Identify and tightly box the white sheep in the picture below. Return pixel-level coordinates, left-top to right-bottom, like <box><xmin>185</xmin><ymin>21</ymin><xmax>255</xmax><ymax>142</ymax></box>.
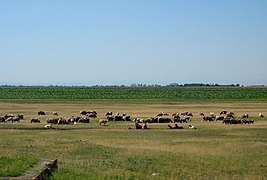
<box><xmin>45</xmin><ymin>123</ymin><xmax>53</xmax><ymax>129</ymax></box>
<box><xmin>188</xmin><ymin>124</ymin><xmax>197</xmax><ymax>129</ymax></box>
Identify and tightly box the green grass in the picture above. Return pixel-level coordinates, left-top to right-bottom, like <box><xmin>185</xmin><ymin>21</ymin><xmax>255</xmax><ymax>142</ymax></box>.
<box><xmin>0</xmin><ymin>121</ymin><xmax>266</xmax><ymax>179</ymax></box>
<box><xmin>0</xmin><ymin>86</ymin><xmax>266</xmax><ymax>101</ymax></box>
<box><xmin>0</xmin><ymin>156</ymin><xmax>38</xmax><ymax>177</ymax></box>
<box><xmin>0</xmin><ymin>99</ymin><xmax>266</xmax><ymax>179</ymax></box>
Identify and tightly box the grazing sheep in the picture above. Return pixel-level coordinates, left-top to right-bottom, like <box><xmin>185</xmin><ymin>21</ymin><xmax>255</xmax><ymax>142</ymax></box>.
<box><xmin>174</xmin><ymin>117</ymin><xmax>188</xmax><ymax>123</ymax></box>
<box><xmin>226</xmin><ymin>112</ymin><xmax>235</xmax><ymax>118</ymax></box>
<box><xmin>188</xmin><ymin>124</ymin><xmax>197</xmax><ymax>129</ymax></box>
<box><xmin>172</xmin><ymin>113</ymin><xmax>180</xmax><ymax>119</ymax></box>
<box><xmin>0</xmin><ymin>116</ymin><xmax>6</xmax><ymax>123</ymax></box>
<box><xmin>17</xmin><ymin>114</ymin><xmax>24</xmax><ymax>119</ymax></box>
<box><xmin>99</xmin><ymin>119</ymin><xmax>108</xmax><ymax>126</ymax></box>
<box><xmin>5</xmin><ymin>116</ymin><xmax>20</xmax><ymax>123</ymax></box>
<box><xmin>80</xmin><ymin>110</ymin><xmax>97</xmax><ymax>116</ymax></box>
<box><xmin>215</xmin><ymin>115</ymin><xmax>224</xmax><ymax>121</ymax></box>
<box><xmin>209</xmin><ymin>113</ymin><xmax>216</xmax><ymax>118</ymax></box>
<box><xmin>106</xmin><ymin>115</ymin><xmax>114</xmax><ymax>121</ymax></box>
<box><xmin>242</xmin><ymin>114</ymin><xmax>249</xmax><ymax>118</ymax></box>
<box><xmin>180</xmin><ymin>112</ymin><xmax>188</xmax><ymax>116</ymax></box>
<box><xmin>31</xmin><ymin>118</ymin><xmax>40</xmax><ymax>123</ymax></box>
<box><xmin>187</xmin><ymin>113</ymin><xmax>193</xmax><ymax>117</ymax></box>
<box><xmin>223</xmin><ymin>118</ymin><xmax>242</xmax><ymax>124</ymax></box>
<box><xmin>157</xmin><ymin>112</ymin><xmax>169</xmax><ymax>117</ymax></box>
<box><xmin>144</xmin><ymin>117</ymin><xmax>157</xmax><ymax>123</ymax></box>
<box><xmin>52</xmin><ymin>112</ymin><xmax>58</xmax><ymax>116</ymax></box>
<box><xmin>106</xmin><ymin>112</ymin><xmax>112</xmax><ymax>116</ymax></box>
<box><xmin>114</xmin><ymin>115</ymin><xmax>124</xmax><ymax>121</ymax></box>
<box><xmin>123</xmin><ymin>115</ymin><xmax>131</xmax><ymax>121</ymax></box>
<box><xmin>142</xmin><ymin>122</ymin><xmax>148</xmax><ymax>130</ymax></box>
<box><xmin>57</xmin><ymin>118</ymin><xmax>68</xmax><ymax>124</ymax></box>
<box><xmin>38</xmin><ymin>111</ymin><xmax>46</xmax><ymax>115</ymax></box>
<box><xmin>135</xmin><ymin>122</ymin><xmax>142</xmax><ymax>129</ymax></box>
<box><xmin>203</xmin><ymin>116</ymin><xmax>214</xmax><ymax>121</ymax></box>
<box><xmin>259</xmin><ymin>113</ymin><xmax>264</xmax><ymax>117</ymax></box>
<box><xmin>157</xmin><ymin>117</ymin><xmax>172</xmax><ymax>123</ymax></box>
<box><xmin>248</xmin><ymin>120</ymin><xmax>254</xmax><ymax>124</ymax></box>
<box><xmin>220</xmin><ymin>111</ymin><xmax>227</xmax><ymax>115</ymax></box>
<box><xmin>86</xmin><ymin>113</ymin><xmax>97</xmax><ymax>118</ymax></box>
<box><xmin>199</xmin><ymin>112</ymin><xmax>205</xmax><ymax>116</ymax></box>
<box><xmin>46</xmin><ymin>118</ymin><xmax>59</xmax><ymax>124</ymax></box>
<box><xmin>78</xmin><ymin>117</ymin><xmax>90</xmax><ymax>123</ymax></box>
<box><xmin>4</xmin><ymin>114</ymin><xmax>14</xmax><ymax>119</ymax></box>
<box><xmin>241</xmin><ymin>119</ymin><xmax>254</xmax><ymax>124</ymax></box>
<box><xmin>168</xmin><ymin>123</ymin><xmax>184</xmax><ymax>129</ymax></box>
<box><xmin>45</xmin><ymin>123</ymin><xmax>53</xmax><ymax>129</ymax></box>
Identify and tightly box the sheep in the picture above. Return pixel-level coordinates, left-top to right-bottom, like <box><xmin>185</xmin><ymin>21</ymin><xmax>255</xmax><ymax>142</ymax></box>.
<box><xmin>78</xmin><ymin>117</ymin><xmax>90</xmax><ymax>123</ymax></box>
<box><xmin>187</xmin><ymin>113</ymin><xmax>193</xmax><ymax>117</ymax></box>
<box><xmin>172</xmin><ymin>113</ymin><xmax>180</xmax><ymax>119</ymax></box>
<box><xmin>215</xmin><ymin>115</ymin><xmax>224</xmax><ymax>121</ymax></box>
<box><xmin>31</xmin><ymin>118</ymin><xmax>40</xmax><ymax>123</ymax></box>
<box><xmin>188</xmin><ymin>124</ymin><xmax>197</xmax><ymax>129</ymax></box>
<box><xmin>220</xmin><ymin>111</ymin><xmax>227</xmax><ymax>115</ymax></box>
<box><xmin>45</xmin><ymin>123</ymin><xmax>53</xmax><ymax>129</ymax></box>
<box><xmin>123</xmin><ymin>115</ymin><xmax>131</xmax><ymax>121</ymax></box>
<box><xmin>5</xmin><ymin>116</ymin><xmax>20</xmax><ymax>123</ymax></box>
<box><xmin>174</xmin><ymin>118</ymin><xmax>188</xmax><ymax>123</ymax></box>
<box><xmin>142</xmin><ymin>122</ymin><xmax>148</xmax><ymax>130</ymax></box>
<box><xmin>157</xmin><ymin>117</ymin><xmax>172</xmax><ymax>123</ymax></box>
<box><xmin>80</xmin><ymin>110</ymin><xmax>97</xmax><ymax>116</ymax></box>
<box><xmin>0</xmin><ymin>116</ymin><xmax>6</xmax><ymax>123</ymax></box>
<box><xmin>106</xmin><ymin>115</ymin><xmax>114</xmax><ymax>121</ymax></box>
<box><xmin>135</xmin><ymin>122</ymin><xmax>142</xmax><ymax>129</ymax></box>
<box><xmin>180</xmin><ymin>111</ymin><xmax>188</xmax><ymax>116</ymax></box>
<box><xmin>209</xmin><ymin>113</ymin><xmax>216</xmax><ymax>118</ymax></box>
<box><xmin>46</xmin><ymin>117</ymin><xmax>59</xmax><ymax>124</ymax></box>
<box><xmin>99</xmin><ymin>119</ymin><xmax>108</xmax><ymax>126</ymax></box>
<box><xmin>86</xmin><ymin>113</ymin><xmax>97</xmax><ymax>118</ymax></box>
<box><xmin>259</xmin><ymin>113</ymin><xmax>264</xmax><ymax>117</ymax></box>
<box><xmin>203</xmin><ymin>116</ymin><xmax>215</xmax><ymax>121</ymax></box>
<box><xmin>38</xmin><ymin>111</ymin><xmax>46</xmax><ymax>115</ymax></box>
<box><xmin>242</xmin><ymin>114</ymin><xmax>249</xmax><ymax>118</ymax></box>
<box><xmin>4</xmin><ymin>114</ymin><xmax>14</xmax><ymax>119</ymax></box>
<box><xmin>106</xmin><ymin>112</ymin><xmax>112</xmax><ymax>116</ymax></box>
<box><xmin>157</xmin><ymin>112</ymin><xmax>169</xmax><ymax>117</ymax></box>
<box><xmin>57</xmin><ymin>118</ymin><xmax>68</xmax><ymax>124</ymax></box>
<box><xmin>52</xmin><ymin>112</ymin><xmax>58</xmax><ymax>116</ymax></box>
<box><xmin>168</xmin><ymin>123</ymin><xmax>184</xmax><ymax>129</ymax></box>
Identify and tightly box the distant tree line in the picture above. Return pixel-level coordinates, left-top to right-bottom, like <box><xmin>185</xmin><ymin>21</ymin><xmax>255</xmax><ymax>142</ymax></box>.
<box><xmin>0</xmin><ymin>83</ymin><xmax>265</xmax><ymax>88</ymax></box>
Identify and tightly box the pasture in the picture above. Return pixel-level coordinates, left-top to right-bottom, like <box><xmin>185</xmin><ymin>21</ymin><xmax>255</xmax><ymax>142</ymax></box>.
<box><xmin>0</xmin><ymin>98</ymin><xmax>267</xmax><ymax>179</ymax></box>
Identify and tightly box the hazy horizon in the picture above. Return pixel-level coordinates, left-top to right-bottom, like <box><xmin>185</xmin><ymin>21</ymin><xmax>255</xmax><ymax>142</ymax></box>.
<box><xmin>1</xmin><ymin>1</ymin><xmax>267</xmax><ymax>86</ymax></box>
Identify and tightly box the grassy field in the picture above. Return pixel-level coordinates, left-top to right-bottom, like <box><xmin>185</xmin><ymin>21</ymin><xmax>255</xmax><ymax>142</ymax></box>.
<box><xmin>0</xmin><ymin>99</ymin><xmax>267</xmax><ymax>179</ymax></box>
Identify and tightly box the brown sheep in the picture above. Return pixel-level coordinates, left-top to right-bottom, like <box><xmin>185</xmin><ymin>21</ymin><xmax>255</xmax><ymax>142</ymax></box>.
<box><xmin>135</xmin><ymin>122</ymin><xmax>142</xmax><ymax>129</ymax></box>
<box><xmin>99</xmin><ymin>119</ymin><xmax>108</xmax><ymax>126</ymax></box>
<box><xmin>168</xmin><ymin>124</ymin><xmax>184</xmax><ymax>129</ymax></box>
<box><xmin>38</xmin><ymin>111</ymin><xmax>46</xmax><ymax>115</ymax></box>
<box><xmin>142</xmin><ymin>122</ymin><xmax>148</xmax><ymax>130</ymax></box>
<box><xmin>31</xmin><ymin>118</ymin><xmax>40</xmax><ymax>123</ymax></box>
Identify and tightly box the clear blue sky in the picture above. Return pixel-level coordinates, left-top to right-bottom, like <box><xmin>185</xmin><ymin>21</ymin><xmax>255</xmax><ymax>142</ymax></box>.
<box><xmin>0</xmin><ymin>0</ymin><xmax>267</xmax><ymax>86</ymax></box>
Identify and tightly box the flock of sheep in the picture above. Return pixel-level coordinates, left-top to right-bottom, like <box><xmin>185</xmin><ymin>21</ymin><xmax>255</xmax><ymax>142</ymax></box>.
<box><xmin>0</xmin><ymin>110</ymin><xmax>264</xmax><ymax>130</ymax></box>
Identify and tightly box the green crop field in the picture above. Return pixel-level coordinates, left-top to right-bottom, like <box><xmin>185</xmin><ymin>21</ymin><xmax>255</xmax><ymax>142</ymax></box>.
<box><xmin>0</xmin><ymin>86</ymin><xmax>266</xmax><ymax>101</ymax></box>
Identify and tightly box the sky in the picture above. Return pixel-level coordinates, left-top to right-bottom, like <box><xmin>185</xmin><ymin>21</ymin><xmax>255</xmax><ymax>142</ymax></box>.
<box><xmin>0</xmin><ymin>0</ymin><xmax>267</xmax><ymax>86</ymax></box>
